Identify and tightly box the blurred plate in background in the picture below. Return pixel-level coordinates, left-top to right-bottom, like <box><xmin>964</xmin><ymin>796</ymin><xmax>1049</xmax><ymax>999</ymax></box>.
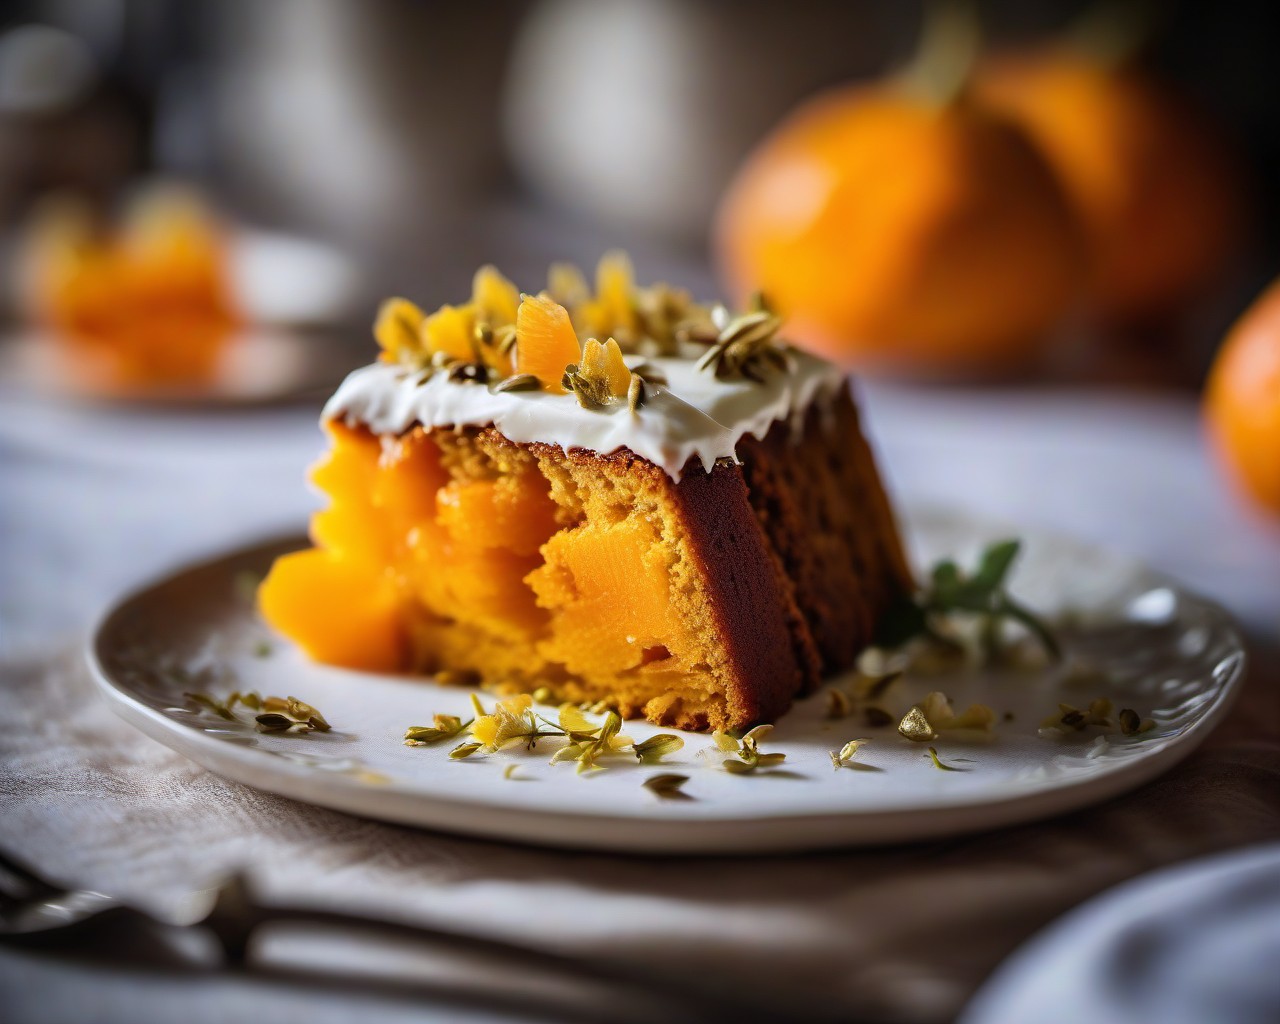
<box><xmin>0</xmin><ymin>228</ymin><xmax>364</xmax><ymax>407</ymax></box>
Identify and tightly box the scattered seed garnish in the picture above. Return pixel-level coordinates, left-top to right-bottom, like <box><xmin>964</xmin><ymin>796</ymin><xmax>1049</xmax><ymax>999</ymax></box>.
<box><xmin>1118</xmin><ymin>708</ymin><xmax>1155</xmax><ymax>736</ymax></box>
<box><xmin>627</xmin><ymin>372</ymin><xmax>645</xmax><ymax>412</ymax></box>
<box><xmin>1040</xmin><ymin>698</ymin><xmax>1113</xmax><ymax>734</ymax></box>
<box><xmin>825</xmin><ymin>689</ymin><xmax>853</xmax><ymax>719</ymax></box>
<box><xmin>927</xmin><ymin>747</ymin><xmax>961</xmax><ymax>771</ymax></box>
<box><xmin>829</xmin><ymin>738</ymin><xmax>871</xmax><ymax>770</ymax></box>
<box><xmin>633</xmin><ymin>734</ymin><xmax>684</xmax><ymax>764</ymax></box>
<box><xmin>698</xmin><ymin>724</ymin><xmax>787</xmax><ymax>774</ymax></box>
<box><xmin>404</xmin><ymin>714</ymin><xmax>472</xmax><ymax>746</ymax></box>
<box><xmin>643</xmin><ymin>773</ymin><xmax>690</xmax><ymax>799</ymax></box>
<box><xmin>493</xmin><ymin>373</ymin><xmax>539</xmax><ymax>393</ymax></box>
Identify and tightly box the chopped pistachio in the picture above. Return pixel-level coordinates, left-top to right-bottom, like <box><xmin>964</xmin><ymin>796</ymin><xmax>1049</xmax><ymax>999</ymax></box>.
<box><xmin>543</xmin><ymin>708</ymin><xmax>633</xmax><ymax>773</ymax></box>
<box><xmin>699</xmin><ymin>724</ymin><xmax>787</xmax><ymax>774</ymax></box>
<box><xmin>447</xmin><ymin>362</ymin><xmax>490</xmax><ymax>385</ymax></box>
<box><xmin>633</xmin><ymin>734</ymin><xmax>684</xmax><ymax>764</ymax></box>
<box><xmin>830</xmin><ymin>738</ymin><xmax>871</xmax><ymax>770</ymax></box>
<box><xmin>493</xmin><ymin>373</ymin><xmax>539</xmax><ymax>393</ymax></box>
<box><xmin>185</xmin><ymin>692</ymin><xmax>237</xmax><ymax>721</ymax></box>
<box><xmin>404</xmin><ymin>713</ymin><xmax>471</xmax><ymax>746</ymax></box>
<box><xmin>556</xmin><ymin>703</ymin><xmax>596</xmax><ymax>735</ymax></box>
<box><xmin>853</xmin><ymin>671</ymin><xmax>903</xmax><ymax>702</ymax></box>
<box><xmin>1040</xmin><ymin>698</ymin><xmax>1114</xmax><ymax>734</ymax></box>
<box><xmin>471</xmin><ymin>694</ymin><xmax>552</xmax><ymax>751</ymax></box>
<box><xmin>825</xmin><ymin>689</ymin><xmax>853</xmax><ymax>719</ymax></box>
<box><xmin>1118</xmin><ymin>707</ymin><xmax>1155</xmax><ymax>736</ymax></box>
<box><xmin>712</xmin><ymin>730</ymin><xmax>740</xmax><ymax>753</ymax></box>
<box><xmin>898</xmin><ymin>706</ymin><xmax>938</xmax><ymax>743</ymax></box>
<box><xmin>857</xmin><ymin>646</ymin><xmax>910</xmax><ymax>678</ymax></box>
<box><xmin>449</xmin><ymin>741</ymin><xmax>483</xmax><ymax>759</ymax></box>
<box><xmin>549</xmin><ymin>741</ymin><xmax>589</xmax><ymax>766</ymax></box>
<box><xmin>642</xmin><ymin>773</ymin><xmax>690</xmax><ymax>799</ymax></box>
<box><xmin>188</xmin><ymin>690</ymin><xmax>330</xmax><ymax>735</ymax></box>
<box><xmin>627</xmin><ymin>372</ymin><xmax>645</xmax><ymax>413</ymax></box>
<box><xmin>900</xmin><ymin>692</ymin><xmax>995</xmax><ymax>742</ymax></box>
<box><xmin>284</xmin><ymin>697</ymin><xmax>330</xmax><ymax>731</ymax></box>
<box><xmin>927</xmin><ymin>746</ymin><xmax>961</xmax><ymax>771</ymax></box>
<box><xmin>628</xmin><ymin>362</ymin><xmax>668</xmax><ymax>386</ymax></box>
<box><xmin>695</xmin><ymin>306</ymin><xmax>791</xmax><ymax>383</ymax></box>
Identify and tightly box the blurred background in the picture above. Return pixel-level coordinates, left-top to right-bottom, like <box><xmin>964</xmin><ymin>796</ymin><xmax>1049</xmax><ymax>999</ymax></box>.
<box><xmin>0</xmin><ymin>0</ymin><xmax>1277</xmax><ymax>474</ymax></box>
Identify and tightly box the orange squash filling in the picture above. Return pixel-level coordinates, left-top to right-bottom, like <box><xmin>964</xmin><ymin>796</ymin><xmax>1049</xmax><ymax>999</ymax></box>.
<box><xmin>259</xmin><ymin>420</ymin><xmax>739</xmax><ymax>724</ymax></box>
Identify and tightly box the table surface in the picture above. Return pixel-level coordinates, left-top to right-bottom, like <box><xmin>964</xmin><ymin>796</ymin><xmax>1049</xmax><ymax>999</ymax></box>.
<box><xmin>1</xmin><ymin>378</ymin><xmax>1278</xmax><ymax>1024</ymax></box>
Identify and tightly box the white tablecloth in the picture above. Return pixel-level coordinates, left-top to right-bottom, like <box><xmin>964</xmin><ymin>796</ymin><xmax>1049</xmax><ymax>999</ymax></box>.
<box><xmin>2</xmin><ymin>383</ymin><xmax>1278</xmax><ymax>1023</ymax></box>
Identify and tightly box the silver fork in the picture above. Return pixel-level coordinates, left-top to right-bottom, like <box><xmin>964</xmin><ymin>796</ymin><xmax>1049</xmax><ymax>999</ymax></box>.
<box><xmin>0</xmin><ymin>847</ymin><xmax>833</xmax><ymax>1024</ymax></box>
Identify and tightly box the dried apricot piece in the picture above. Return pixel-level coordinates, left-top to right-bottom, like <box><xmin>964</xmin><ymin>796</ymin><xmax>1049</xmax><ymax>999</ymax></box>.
<box><xmin>515</xmin><ymin>293</ymin><xmax>581</xmax><ymax>393</ymax></box>
<box><xmin>422</xmin><ymin>303</ymin><xmax>477</xmax><ymax>363</ymax></box>
<box><xmin>471</xmin><ymin>265</ymin><xmax>520</xmax><ymax>326</ymax></box>
<box><xmin>374</xmin><ymin>298</ymin><xmax>426</xmax><ymax>364</ymax></box>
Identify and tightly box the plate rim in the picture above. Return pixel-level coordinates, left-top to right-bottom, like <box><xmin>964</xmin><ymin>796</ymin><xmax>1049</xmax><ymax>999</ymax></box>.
<box><xmin>87</xmin><ymin>526</ymin><xmax>1248</xmax><ymax>855</ymax></box>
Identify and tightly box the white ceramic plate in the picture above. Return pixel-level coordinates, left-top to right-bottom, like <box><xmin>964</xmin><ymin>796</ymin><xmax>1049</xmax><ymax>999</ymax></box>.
<box><xmin>88</xmin><ymin>509</ymin><xmax>1245</xmax><ymax>854</ymax></box>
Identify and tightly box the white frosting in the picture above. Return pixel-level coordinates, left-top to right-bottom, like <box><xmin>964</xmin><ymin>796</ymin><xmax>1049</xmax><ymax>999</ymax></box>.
<box><xmin>324</xmin><ymin>350</ymin><xmax>846</xmax><ymax>480</ymax></box>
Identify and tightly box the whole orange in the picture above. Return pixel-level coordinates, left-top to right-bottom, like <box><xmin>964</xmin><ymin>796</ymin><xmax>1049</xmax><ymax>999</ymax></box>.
<box><xmin>974</xmin><ymin>48</ymin><xmax>1242</xmax><ymax>325</ymax></box>
<box><xmin>1205</xmin><ymin>280</ymin><xmax>1280</xmax><ymax>516</ymax></box>
<box><xmin>714</xmin><ymin>84</ymin><xmax>1086</xmax><ymax>375</ymax></box>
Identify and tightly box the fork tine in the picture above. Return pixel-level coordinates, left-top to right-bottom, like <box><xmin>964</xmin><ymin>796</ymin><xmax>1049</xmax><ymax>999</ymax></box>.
<box><xmin>0</xmin><ymin>847</ymin><xmax>63</xmax><ymax>902</ymax></box>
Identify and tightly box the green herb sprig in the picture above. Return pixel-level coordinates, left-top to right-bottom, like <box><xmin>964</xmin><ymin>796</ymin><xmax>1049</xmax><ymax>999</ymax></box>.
<box><xmin>876</xmin><ymin>539</ymin><xmax>1060</xmax><ymax>662</ymax></box>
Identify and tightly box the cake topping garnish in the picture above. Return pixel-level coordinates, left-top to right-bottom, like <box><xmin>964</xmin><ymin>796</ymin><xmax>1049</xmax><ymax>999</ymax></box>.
<box><xmin>692</xmin><ymin>295</ymin><xmax>794</xmax><ymax>383</ymax></box>
<box><xmin>371</xmin><ymin>252</ymin><xmax>803</xmax><ymax>405</ymax></box>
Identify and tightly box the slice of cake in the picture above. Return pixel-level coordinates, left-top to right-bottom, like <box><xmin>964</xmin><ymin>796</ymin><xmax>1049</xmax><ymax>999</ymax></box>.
<box><xmin>259</xmin><ymin>254</ymin><xmax>911</xmax><ymax>731</ymax></box>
